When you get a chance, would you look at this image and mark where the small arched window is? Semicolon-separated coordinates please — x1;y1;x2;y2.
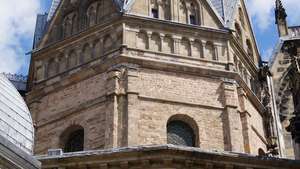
162;35;174;53
180;38;191;56
206;41;217;60
93;39;102;58
47;58;58;78
235;23;243;44
64;127;84;153
167;120;195;147
150;33;161;51
68;50;78;68
82;43;92;63
58;54;67;73
137;31;149;49
193;40;204;58
103;35;113;52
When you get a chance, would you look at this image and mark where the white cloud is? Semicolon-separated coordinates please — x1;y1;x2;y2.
246;0;300;31
0;0;41;74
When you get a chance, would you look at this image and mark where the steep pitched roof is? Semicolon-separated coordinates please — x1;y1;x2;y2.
209;0;239;27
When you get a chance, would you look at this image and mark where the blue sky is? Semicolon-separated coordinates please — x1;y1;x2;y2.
0;0;299;75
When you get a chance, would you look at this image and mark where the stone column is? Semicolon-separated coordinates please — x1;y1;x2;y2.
173;35;181;55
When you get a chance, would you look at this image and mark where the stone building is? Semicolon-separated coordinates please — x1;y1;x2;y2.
26;0;299;168
0;74;40;169
269;0;300;159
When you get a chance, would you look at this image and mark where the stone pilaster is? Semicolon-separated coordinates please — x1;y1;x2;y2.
222;80;244;152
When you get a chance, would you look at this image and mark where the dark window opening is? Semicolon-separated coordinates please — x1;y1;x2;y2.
64;129;84;153
189;15;196;25
167;120;195;147
152;8;159;18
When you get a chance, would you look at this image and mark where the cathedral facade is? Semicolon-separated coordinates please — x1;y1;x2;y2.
26;0;299;168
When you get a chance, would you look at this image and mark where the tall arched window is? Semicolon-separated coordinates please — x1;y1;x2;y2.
161;0;171;20
151;0;159;18
63;15;72;37
239;8;245;28
179;0;188;23
188;2;198;25
71;14;78;35
87;3;97;27
61;126;84;153
235;23;243;44
167;120;196;147
246;39;254;59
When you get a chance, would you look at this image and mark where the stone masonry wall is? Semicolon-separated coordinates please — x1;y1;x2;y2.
33;73;108;155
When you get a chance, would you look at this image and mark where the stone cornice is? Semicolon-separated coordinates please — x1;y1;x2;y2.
36;145;300;169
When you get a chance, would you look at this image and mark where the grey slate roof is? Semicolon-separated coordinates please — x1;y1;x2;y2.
209;0;239;26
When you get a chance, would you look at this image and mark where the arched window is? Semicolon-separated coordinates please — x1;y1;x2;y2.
61;126;84;153
192;40;204;58
103;35;113;52
180;38;191;56
246;39;254;59
82;43;92;63
47;58;58;78
161;0;171;20
151;0;159;18
206;41;217;60
188;2;198;25
235;23;243;44
137;31;148;49
167;120;196;147
150;33;161;51
87;3;97;27
93;39;102;58
162;35;174;53
97;0;104;21
58;54;67;73
258;148;266;156
239;8;245;27
71;14;78;35
179;0;188;23
63;15;72;37
68;50;78;68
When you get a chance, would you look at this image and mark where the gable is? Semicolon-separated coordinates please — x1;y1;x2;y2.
126;0;224;29
38;0;120;49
